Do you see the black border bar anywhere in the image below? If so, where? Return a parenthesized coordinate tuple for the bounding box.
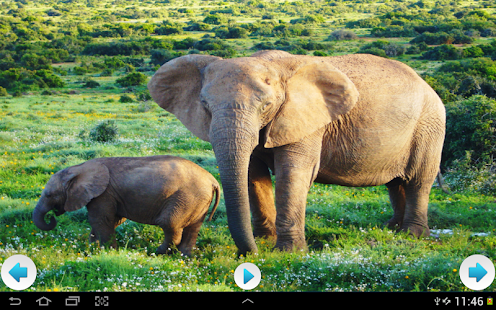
(1, 292, 495, 308)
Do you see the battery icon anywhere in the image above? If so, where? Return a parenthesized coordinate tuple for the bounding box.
(488, 297, 493, 305)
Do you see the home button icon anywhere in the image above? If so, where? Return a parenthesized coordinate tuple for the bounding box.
(36, 296, 52, 306)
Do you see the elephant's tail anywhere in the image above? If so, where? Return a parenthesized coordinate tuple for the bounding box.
(207, 183, 220, 222)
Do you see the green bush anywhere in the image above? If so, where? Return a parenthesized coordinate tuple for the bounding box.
(0, 86, 8, 96)
(156, 24, 183, 35)
(423, 58, 496, 101)
(406, 42, 428, 55)
(116, 72, 147, 87)
(214, 26, 249, 39)
(83, 79, 100, 88)
(88, 120, 119, 143)
(443, 95, 496, 169)
(328, 29, 357, 41)
(420, 44, 461, 60)
(203, 14, 226, 25)
(357, 40, 404, 58)
(0, 68, 64, 91)
(444, 152, 496, 195)
(150, 49, 184, 65)
(119, 94, 134, 103)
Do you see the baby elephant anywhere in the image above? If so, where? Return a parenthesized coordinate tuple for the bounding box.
(33, 155, 220, 256)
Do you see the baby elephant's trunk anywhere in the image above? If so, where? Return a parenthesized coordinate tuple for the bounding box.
(207, 184, 221, 222)
(32, 201, 57, 231)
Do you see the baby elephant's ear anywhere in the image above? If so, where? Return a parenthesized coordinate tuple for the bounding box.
(63, 161, 110, 212)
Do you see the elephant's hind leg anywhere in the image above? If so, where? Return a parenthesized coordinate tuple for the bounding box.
(157, 226, 183, 255)
(386, 178, 406, 230)
(386, 178, 431, 238)
(177, 219, 204, 256)
(399, 110, 444, 238)
(402, 182, 432, 238)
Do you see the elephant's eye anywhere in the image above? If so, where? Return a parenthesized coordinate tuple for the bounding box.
(201, 99, 209, 109)
(261, 102, 271, 112)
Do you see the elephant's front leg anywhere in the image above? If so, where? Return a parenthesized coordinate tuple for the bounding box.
(248, 155, 276, 240)
(87, 201, 121, 249)
(273, 129, 323, 251)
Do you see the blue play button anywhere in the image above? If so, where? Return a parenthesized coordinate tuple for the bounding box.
(244, 269, 254, 284)
(234, 263, 261, 290)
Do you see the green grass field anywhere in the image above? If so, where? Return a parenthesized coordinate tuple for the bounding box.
(1, 0, 496, 293)
(1, 96, 495, 292)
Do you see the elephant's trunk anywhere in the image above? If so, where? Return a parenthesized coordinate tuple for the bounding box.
(210, 109, 259, 255)
(32, 199, 57, 231)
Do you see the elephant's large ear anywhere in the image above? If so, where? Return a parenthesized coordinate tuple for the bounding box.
(264, 58, 359, 148)
(148, 54, 222, 142)
(62, 161, 110, 212)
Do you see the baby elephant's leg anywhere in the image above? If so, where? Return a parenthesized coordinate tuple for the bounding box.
(156, 226, 183, 255)
(87, 204, 122, 249)
(177, 220, 204, 256)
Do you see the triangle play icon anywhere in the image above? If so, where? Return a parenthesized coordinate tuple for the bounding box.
(244, 269, 254, 284)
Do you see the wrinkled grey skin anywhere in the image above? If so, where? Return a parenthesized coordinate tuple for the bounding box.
(33, 156, 220, 256)
(148, 50, 446, 255)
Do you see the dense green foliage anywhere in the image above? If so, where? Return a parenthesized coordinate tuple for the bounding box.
(1, 0, 495, 293)
(445, 95, 496, 162)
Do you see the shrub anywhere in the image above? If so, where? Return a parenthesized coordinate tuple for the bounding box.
(371, 25, 417, 37)
(119, 94, 134, 103)
(406, 42, 428, 55)
(116, 72, 147, 87)
(357, 47, 387, 58)
(0, 86, 8, 96)
(443, 95, 496, 169)
(156, 24, 183, 35)
(214, 26, 248, 39)
(290, 15, 324, 25)
(328, 29, 357, 41)
(34, 70, 65, 88)
(438, 58, 496, 81)
(150, 49, 184, 65)
(357, 40, 404, 58)
(313, 51, 328, 56)
(410, 32, 454, 45)
(410, 31, 474, 45)
(193, 38, 230, 51)
(420, 44, 461, 60)
(83, 79, 100, 88)
(88, 120, 119, 143)
(203, 14, 226, 25)
(444, 153, 496, 195)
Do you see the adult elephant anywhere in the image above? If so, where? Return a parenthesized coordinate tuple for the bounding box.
(148, 50, 445, 255)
